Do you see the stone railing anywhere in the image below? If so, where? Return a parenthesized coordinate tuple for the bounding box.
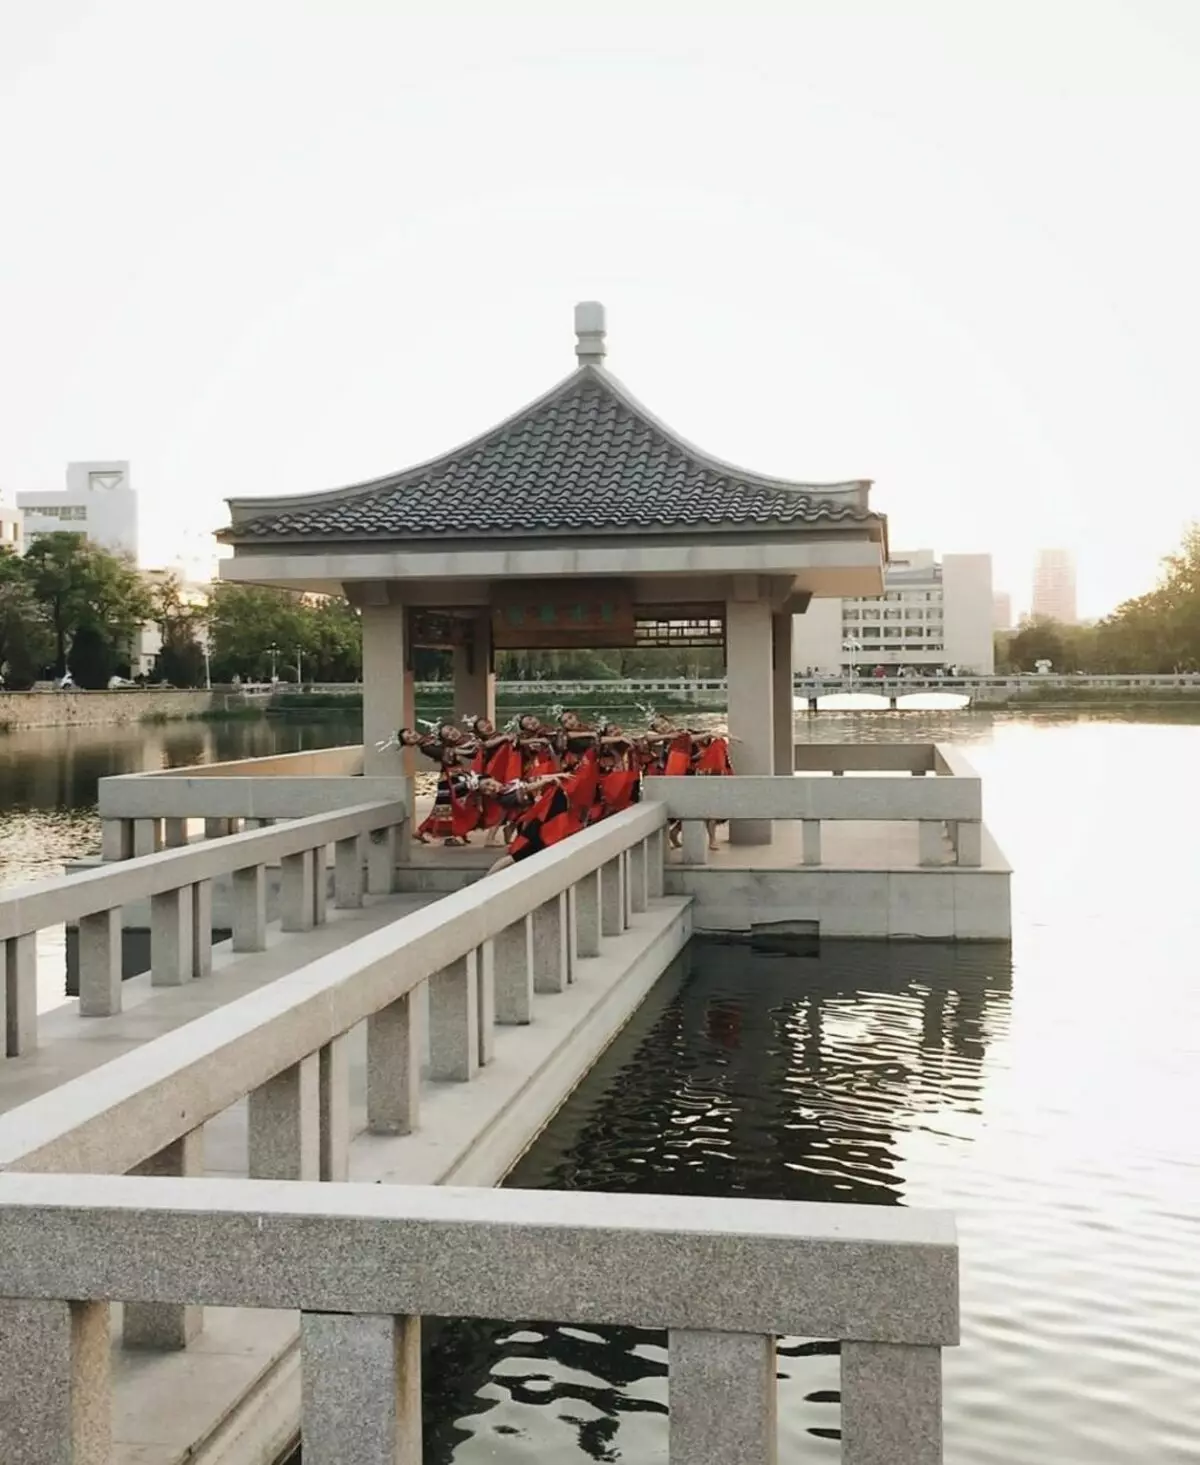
(650, 744, 983, 867)
(0, 1172, 958, 1464)
(0, 801, 671, 1460)
(0, 799, 407, 1055)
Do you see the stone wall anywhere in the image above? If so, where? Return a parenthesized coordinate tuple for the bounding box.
(0, 690, 221, 729)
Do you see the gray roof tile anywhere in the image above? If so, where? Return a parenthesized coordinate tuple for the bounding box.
(223, 367, 875, 543)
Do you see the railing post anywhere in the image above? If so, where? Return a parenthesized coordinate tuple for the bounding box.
(491, 917, 534, 1024)
(232, 864, 267, 951)
(600, 857, 627, 935)
(204, 818, 232, 840)
(367, 824, 399, 894)
(0, 1299, 111, 1465)
(124, 1131, 204, 1348)
(801, 820, 822, 865)
(621, 850, 634, 925)
(681, 822, 709, 866)
(532, 892, 569, 993)
(101, 818, 133, 861)
(312, 847, 329, 926)
(249, 1054, 320, 1179)
(163, 817, 189, 848)
(3, 933, 35, 1055)
(192, 878, 213, 978)
(574, 869, 602, 958)
(918, 822, 946, 866)
(841, 1341, 942, 1465)
(628, 839, 649, 913)
(428, 953, 479, 1081)
(668, 1329, 776, 1465)
(151, 885, 194, 986)
(300, 1312, 421, 1465)
(319, 1034, 350, 1180)
(367, 990, 421, 1134)
(78, 908, 122, 1016)
(334, 834, 365, 908)
(477, 940, 496, 1064)
(646, 828, 665, 898)
(133, 817, 162, 857)
(281, 849, 316, 931)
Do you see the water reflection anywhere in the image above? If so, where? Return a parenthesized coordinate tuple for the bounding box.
(422, 940, 1012, 1464)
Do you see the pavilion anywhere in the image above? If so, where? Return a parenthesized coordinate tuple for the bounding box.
(218, 303, 887, 843)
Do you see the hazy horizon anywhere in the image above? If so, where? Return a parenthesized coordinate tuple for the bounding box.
(3, 1, 1198, 619)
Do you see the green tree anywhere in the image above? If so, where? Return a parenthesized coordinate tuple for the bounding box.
(22, 532, 153, 675)
(1095, 523, 1200, 672)
(1007, 616, 1068, 672)
(304, 597, 362, 681)
(207, 583, 307, 681)
(150, 574, 209, 687)
(0, 549, 54, 687)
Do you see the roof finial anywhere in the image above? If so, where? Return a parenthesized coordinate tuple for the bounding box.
(574, 301, 606, 366)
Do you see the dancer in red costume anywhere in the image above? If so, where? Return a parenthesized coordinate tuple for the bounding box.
(467, 717, 522, 844)
(692, 727, 735, 851)
(413, 722, 476, 845)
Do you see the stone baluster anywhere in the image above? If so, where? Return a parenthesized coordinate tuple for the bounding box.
(621, 850, 634, 926)
(573, 870, 602, 960)
(133, 818, 162, 857)
(801, 820, 822, 866)
(232, 864, 267, 952)
(428, 953, 479, 1081)
(628, 839, 649, 914)
(101, 818, 133, 861)
(0, 1298, 111, 1465)
(203, 818, 232, 840)
(281, 849, 316, 931)
(151, 885, 193, 986)
(311, 846, 329, 926)
(841, 1341, 942, 1465)
(532, 892, 569, 994)
(124, 1131, 205, 1348)
(163, 817, 189, 849)
(668, 1329, 777, 1464)
(476, 940, 496, 1064)
(78, 908, 122, 1016)
(300, 1312, 421, 1465)
(367, 989, 421, 1134)
(681, 822, 709, 866)
(192, 879, 213, 978)
(367, 824, 399, 895)
(334, 833, 365, 908)
(3, 932, 36, 1055)
(600, 856, 627, 935)
(646, 828, 665, 898)
(319, 1034, 350, 1180)
(248, 1054, 320, 1180)
(491, 916, 534, 1024)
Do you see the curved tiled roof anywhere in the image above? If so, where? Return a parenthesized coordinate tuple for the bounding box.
(222, 366, 875, 543)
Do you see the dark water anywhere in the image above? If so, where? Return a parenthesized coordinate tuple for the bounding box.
(4, 709, 1199, 1461)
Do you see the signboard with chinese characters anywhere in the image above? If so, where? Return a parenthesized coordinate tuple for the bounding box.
(491, 581, 635, 649)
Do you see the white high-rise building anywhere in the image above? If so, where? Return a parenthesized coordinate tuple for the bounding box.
(792, 549, 995, 675)
(18, 461, 139, 563)
(1031, 548, 1077, 624)
(993, 591, 1013, 632)
(0, 502, 22, 555)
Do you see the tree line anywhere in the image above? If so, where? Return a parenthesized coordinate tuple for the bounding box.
(997, 524, 1200, 674)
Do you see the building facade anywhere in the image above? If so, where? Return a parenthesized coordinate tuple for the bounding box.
(0, 502, 22, 555)
(993, 591, 1013, 632)
(792, 549, 995, 675)
(17, 461, 139, 562)
(1031, 548, 1076, 624)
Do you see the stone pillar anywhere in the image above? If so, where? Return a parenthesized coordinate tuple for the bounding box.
(367, 990, 421, 1134)
(841, 1341, 942, 1465)
(361, 599, 413, 782)
(0, 1298, 111, 1465)
(124, 1131, 205, 1348)
(669, 1329, 776, 1465)
(772, 611, 794, 777)
(491, 918, 534, 1024)
(249, 1055, 320, 1180)
(453, 611, 495, 727)
(726, 593, 774, 845)
(301, 1312, 421, 1465)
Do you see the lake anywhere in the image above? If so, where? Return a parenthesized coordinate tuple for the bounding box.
(3, 709, 1198, 1462)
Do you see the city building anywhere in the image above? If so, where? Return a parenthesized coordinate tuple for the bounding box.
(1031, 548, 1077, 624)
(792, 548, 995, 675)
(0, 501, 22, 555)
(993, 591, 1013, 632)
(17, 460, 139, 562)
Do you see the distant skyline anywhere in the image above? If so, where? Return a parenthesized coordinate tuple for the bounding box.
(2, 1, 1199, 620)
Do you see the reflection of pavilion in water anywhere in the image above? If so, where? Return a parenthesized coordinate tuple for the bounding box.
(421, 939, 1013, 1464)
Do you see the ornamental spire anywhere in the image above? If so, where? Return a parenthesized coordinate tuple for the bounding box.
(574, 300, 606, 366)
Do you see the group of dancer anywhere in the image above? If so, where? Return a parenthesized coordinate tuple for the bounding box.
(382, 709, 734, 872)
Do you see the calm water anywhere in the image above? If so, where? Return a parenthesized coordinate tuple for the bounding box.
(3, 710, 1199, 1461)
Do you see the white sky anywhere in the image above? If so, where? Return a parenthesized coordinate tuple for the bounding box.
(1, 0, 1197, 617)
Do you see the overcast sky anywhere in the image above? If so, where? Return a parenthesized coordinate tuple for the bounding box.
(2, 0, 1197, 615)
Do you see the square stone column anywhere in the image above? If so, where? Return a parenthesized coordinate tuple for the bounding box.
(772, 611, 794, 776)
(726, 593, 774, 845)
(362, 600, 415, 800)
(453, 611, 495, 727)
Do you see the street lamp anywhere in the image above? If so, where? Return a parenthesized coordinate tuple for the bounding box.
(842, 636, 862, 682)
(268, 643, 279, 683)
(296, 646, 303, 686)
